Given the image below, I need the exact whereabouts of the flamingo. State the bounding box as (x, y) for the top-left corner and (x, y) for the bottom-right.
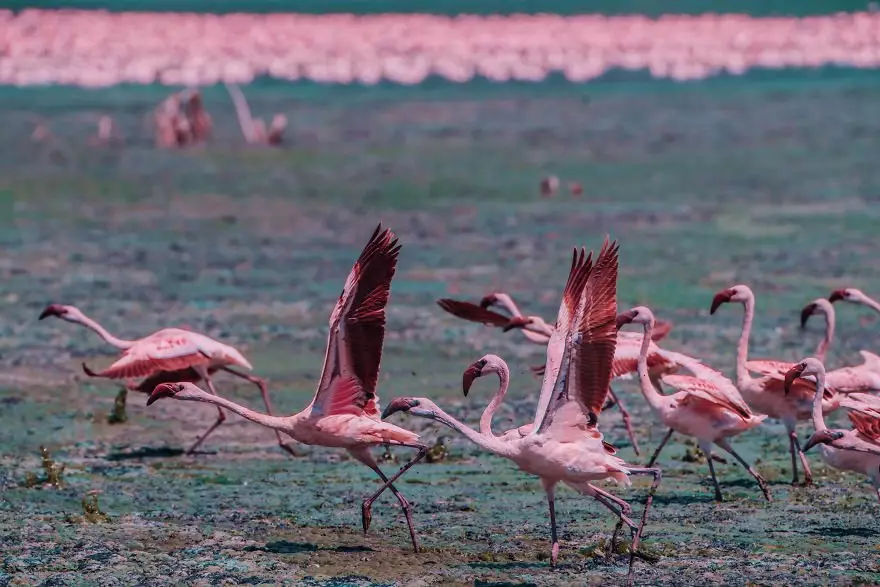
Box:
(784, 358), (880, 501)
(829, 287), (880, 315)
(146, 225), (427, 551)
(385, 240), (661, 582)
(617, 306), (771, 502)
(709, 284), (860, 486)
(38, 304), (294, 456)
(438, 293), (690, 455)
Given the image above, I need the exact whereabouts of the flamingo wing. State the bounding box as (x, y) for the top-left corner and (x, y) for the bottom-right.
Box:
(662, 374), (752, 418)
(848, 412), (880, 443)
(746, 359), (794, 379)
(84, 333), (211, 379)
(310, 225), (401, 419)
(530, 246), (594, 433)
(651, 319), (673, 341)
(436, 299), (512, 327)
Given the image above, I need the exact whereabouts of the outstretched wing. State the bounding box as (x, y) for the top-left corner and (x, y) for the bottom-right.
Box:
(530, 247), (594, 433)
(310, 225), (401, 419)
(436, 299), (512, 327)
(662, 374), (753, 419)
(83, 331), (211, 379)
(567, 238), (619, 426)
(746, 359), (794, 379)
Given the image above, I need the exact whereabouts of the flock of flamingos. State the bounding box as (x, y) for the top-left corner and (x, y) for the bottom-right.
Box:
(3, 11), (880, 87)
(37, 224), (880, 583)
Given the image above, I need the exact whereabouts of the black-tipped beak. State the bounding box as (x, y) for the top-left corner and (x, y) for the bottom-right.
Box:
(710, 289), (734, 315)
(616, 310), (637, 330)
(39, 304), (64, 320)
(828, 290), (846, 303)
(382, 398), (420, 419)
(147, 383), (178, 406)
(462, 362), (485, 396)
(479, 295), (498, 309)
(502, 316), (532, 332)
(803, 429), (844, 452)
(800, 303), (818, 329)
(783, 364), (806, 395)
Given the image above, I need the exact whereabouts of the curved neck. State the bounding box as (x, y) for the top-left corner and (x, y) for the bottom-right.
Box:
(815, 310), (834, 363)
(521, 321), (553, 345)
(636, 321), (668, 412)
(811, 373), (828, 431)
(179, 390), (295, 433)
(421, 403), (517, 458)
(735, 298), (755, 388)
(479, 365), (511, 437)
(494, 293), (523, 317)
(73, 312), (136, 349)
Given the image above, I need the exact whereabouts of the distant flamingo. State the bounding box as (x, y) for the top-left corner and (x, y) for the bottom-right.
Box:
(386, 240), (661, 582)
(38, 303), (293, 456)
(784, 358), (880, 501)
(829, 287), (880, 315)
(617, 306), (771, 501)
(146, 225), (427, 552)
(710, 284), (852, 485)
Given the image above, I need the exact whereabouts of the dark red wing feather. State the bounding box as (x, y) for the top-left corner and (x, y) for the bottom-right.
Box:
(436, 299), (511, 327)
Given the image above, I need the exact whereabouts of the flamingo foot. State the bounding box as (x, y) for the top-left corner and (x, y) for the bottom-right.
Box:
(550, 542), (559, 566)
(752, 469), (772, 502)
(361, 501), (373, 534)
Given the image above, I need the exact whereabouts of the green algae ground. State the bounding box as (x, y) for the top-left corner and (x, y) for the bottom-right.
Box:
(2, 71), (880, 585)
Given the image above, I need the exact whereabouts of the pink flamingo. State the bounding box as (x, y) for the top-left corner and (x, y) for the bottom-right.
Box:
(38, 304), (292, 456)
(784, 358), (880, 501)
(617, 306), (771, 502)
(829, 287), (880, 315)
(146, 225), (427, 551)
(385, 241), (661, 581)
(710, 284), (858, 485)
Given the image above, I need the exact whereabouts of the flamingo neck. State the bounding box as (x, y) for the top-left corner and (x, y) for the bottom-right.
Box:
(637, 321), (668, 412)
(419, 403), (517, 458)
(177, 389), (296, 434)
(74, 313), (136, 349)
(735, 298), (755, 388)
(811, 372), (828, 432)
(494, 293), (523, 317)
(816, 309), (835, 363)
(479, 365), (511, 437)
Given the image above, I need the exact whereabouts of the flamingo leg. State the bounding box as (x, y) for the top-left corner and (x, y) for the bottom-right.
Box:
(185, 369), (226, 454)
(715, 438), (772, 502)
(621, 466), (662, 586)
(792, 433), (813, 486)
(544, 483), (560, 565)
(700, 441), (723, 502)
(647, 428), (674, 467)
(219, 366), (300, 457)
(361, 461), (421, 553)
(580, 486), (639, 585)
(786, 423), (812, 486)
(360, 443), (427, 546)
(607, 387), (640, 456)
(787, 427), (800, 485)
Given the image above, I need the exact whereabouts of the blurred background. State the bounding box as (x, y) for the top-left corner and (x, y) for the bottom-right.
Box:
(2, 1), (880, 585)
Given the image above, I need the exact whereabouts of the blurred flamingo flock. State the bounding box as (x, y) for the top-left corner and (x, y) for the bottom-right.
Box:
(2, 9), (880, 87)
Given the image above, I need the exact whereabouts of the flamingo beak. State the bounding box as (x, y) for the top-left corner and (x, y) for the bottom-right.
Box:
(382, 398), (420, 419)
(828, 289), (846, 303)
(803, 429), (844, 452)
(783, 363), (806, 395)
(615, 310), (637, 330)
(479, 294), (498, 309)
(38, 304), (65, 320)
(710, 289), (735, 315)
(502, 316), (532, 332)
(462, 360), (486, 396)
(147, 383), (179, 406)
(800, 303), (818, 329)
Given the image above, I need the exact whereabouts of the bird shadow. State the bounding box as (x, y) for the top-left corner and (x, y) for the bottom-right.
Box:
(250, 541), (374, 554)
(106, 447), (186, 461)
(807, 526), (878, 538)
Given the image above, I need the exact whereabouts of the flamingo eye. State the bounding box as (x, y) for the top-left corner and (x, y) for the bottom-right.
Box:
(477, 359), (487, 368)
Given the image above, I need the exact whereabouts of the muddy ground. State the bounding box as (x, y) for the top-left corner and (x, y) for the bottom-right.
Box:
(1, 72), (880, 585)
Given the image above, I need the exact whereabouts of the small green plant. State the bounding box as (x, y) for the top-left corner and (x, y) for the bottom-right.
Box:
(426, 437), (448, 463)
(81, 492), (111, 524)
(107, 388), (128, 424)
(378, 446), (398, 463)
(23, 446), (65, 488)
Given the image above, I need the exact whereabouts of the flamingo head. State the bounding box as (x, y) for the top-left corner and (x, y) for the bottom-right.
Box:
(828, 288), (862, 304)
(783, 357), (824, 395)
(39, 303), (82, 323)
(710, 284), (753, 315)
(615, 306), (654, 330)
(803, 429), (845, 452)
(800, 298), (832, 329)
(462, 354), (505, 396)
(147, 382), (203, 405)
(381, 397), (442, 422)
(502, 316), (533, 332)
(479, 293), (499, 309)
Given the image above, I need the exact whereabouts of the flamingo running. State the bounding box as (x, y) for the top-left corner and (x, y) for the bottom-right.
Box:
(146, 225), (427, 552)
(385, 240), (661, 581)
(617, 306), (771, 501)
(784, 358), (880, 501)
(710, 284), (854, 485)
(38, 304), (292, 456)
